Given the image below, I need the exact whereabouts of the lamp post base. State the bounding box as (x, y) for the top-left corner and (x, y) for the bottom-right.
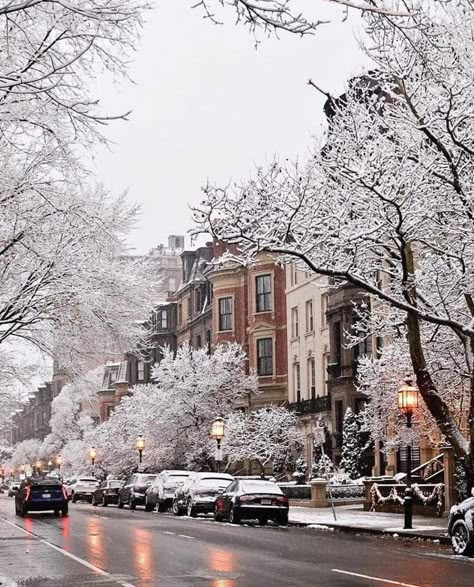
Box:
(403, 486), (413, 529)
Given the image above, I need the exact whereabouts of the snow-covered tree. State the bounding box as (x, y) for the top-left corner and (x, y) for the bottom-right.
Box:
(311, 451), (335, 480)
(195, 1), (474, 487)
(10, 439), (42, 469)
(92, 343), (258, 476)
(224, 406), (303, 476)
(339, 408), (367, 480)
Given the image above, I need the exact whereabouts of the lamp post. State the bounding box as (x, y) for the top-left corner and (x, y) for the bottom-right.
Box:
(210, 416), (225, 473)
(89, 447), (97, 469)
(398, 377), (420, 530)
(136, 435), (145, 465)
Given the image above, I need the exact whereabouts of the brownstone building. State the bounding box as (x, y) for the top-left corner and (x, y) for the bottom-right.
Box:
(210, 245), (288, 407)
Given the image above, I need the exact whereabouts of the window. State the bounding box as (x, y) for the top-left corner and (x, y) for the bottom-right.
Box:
(178, 303), (182, 324)
(137, 360), (145, 381)
(160, 309), (168, 329)
(109, 369), (117, 384)
(106, 405), (115, 418)
(321, 293), (328, 328)
(291, 306), (299, 338)
(196, 335), (202, 348)
(187, 297), (192, 319)
(308, 358), (316, 399)
(218, 297), (233, 331)
(294, 363), (301, 402)
(256, 338), (273, 376)
(335, 400), (344, 448)
(255, 274), (272, 312)
(332, 321), (342, 377)
(305, 300), (314, 332)
(195, 288), (203, 313)
(290, 265), (298, 286)
(206, 330), (211, 355)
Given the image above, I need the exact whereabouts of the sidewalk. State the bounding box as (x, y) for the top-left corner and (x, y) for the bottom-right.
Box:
(289, 503), (450, 543)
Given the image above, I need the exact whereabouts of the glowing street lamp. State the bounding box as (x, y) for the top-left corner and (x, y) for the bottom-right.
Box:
(136, 435), (145, 464)
(210, 417), (225, 473)
(398, 377), (420, 530)
(90, 447), (97, 467)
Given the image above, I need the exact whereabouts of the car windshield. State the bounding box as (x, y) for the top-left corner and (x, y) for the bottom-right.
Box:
(167, 475), (189, 484)
(136, 475), (157, 484)
(79, 478), (97, 483)
(241, 482), (282, 495)
(197, 478), (231, 490)
(109, 481), (123, 488)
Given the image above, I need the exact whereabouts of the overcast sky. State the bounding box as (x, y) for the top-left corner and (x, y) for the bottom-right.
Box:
(93, 1), (367, 253)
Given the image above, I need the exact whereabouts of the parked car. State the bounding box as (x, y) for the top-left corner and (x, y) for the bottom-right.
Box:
(91, 480), (124, 507)
(118, 473), (158, 510)
(177, 473), (234, 517)
(448, 488), (474, 556)
(8, 481), (20, 497)
(15, 477), (68, 517)
(215, 479), (289, 526)
(68, 476), (99, 503)
(145, 470), (191, 512)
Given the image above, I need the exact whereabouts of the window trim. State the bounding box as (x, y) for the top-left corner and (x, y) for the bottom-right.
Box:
(291, 306), (299, 339)
(217, 295), (234, 332)
(305, 299), (314, 333)
(254, 272), (273, 314)
(256, 336), (274, 377)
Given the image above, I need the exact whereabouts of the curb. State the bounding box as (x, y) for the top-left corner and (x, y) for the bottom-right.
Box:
(289, 519), (451, 545)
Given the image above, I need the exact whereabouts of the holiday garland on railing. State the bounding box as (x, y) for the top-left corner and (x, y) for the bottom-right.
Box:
(370, 483), (444, 516)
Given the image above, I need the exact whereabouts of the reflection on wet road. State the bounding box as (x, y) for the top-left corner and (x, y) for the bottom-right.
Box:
(1, 496), (474, 587)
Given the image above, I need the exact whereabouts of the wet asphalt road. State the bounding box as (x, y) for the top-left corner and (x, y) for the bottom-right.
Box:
(1, 495), (474, 587)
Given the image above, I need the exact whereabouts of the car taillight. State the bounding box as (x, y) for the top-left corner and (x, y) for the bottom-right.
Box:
(25, 487), (31, 501)
(62, 487), (68, 500)
(275, 496), (288, 504)
(239, 495), (256, 502)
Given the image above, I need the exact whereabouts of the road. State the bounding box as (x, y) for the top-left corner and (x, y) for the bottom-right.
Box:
(0, 495), (473, 587)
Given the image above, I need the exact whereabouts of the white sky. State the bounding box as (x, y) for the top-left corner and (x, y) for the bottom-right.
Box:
(93, 1), (367, 253)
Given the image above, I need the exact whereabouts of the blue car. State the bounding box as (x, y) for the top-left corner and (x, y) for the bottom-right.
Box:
(15, 477), (69, 517)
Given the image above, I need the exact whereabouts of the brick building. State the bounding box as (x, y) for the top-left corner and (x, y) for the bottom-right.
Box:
(209, 245), (288, 407)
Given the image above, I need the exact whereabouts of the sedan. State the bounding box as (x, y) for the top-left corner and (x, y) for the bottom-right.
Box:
(145, 470), (190, 512)
(118, 473), (158, 509)
(185, 473), (234, 517)
(448, 488), (474, 556)
(91, 480), (124, 507)
(15, 477), (68, 517)
(215, 479), (289, 526)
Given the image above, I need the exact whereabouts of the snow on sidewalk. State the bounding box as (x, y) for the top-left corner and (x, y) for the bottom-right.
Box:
(289, 504), (448, 538)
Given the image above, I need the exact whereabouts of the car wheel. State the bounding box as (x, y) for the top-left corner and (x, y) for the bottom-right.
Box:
(71, 493), (78, 503)
(258, 516), (268, 526)
(214, 510), (223, 522)
(145, 500), (154, 512)
(61, 504), (69, 516)
(54, 509), (60, 517)
(278, 513), (289, 527)
(117, 497), (124, 509)
(229, 506), (240, 525)
(187, 500), (197, 517)
(172, 499), (182, 516)
(129, 497), (136, 510)
(102, 497), (108, 507)
(451, 519), (473, 556)
(158, 502), (167, 513)
(91, 495), (97, 506)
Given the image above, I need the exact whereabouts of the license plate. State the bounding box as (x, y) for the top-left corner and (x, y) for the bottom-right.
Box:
(42, 493), (51, 499)
(261, 499), (272, 505)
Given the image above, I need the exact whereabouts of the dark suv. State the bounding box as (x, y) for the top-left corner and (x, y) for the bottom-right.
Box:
(15, 477), (68, 517)
(448, 489), (474, 556)
(118, 473), (158, 510)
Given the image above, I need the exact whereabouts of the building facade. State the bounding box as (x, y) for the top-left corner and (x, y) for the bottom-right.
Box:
(210, 245), (288, 407)
(285, 265), (331, 465)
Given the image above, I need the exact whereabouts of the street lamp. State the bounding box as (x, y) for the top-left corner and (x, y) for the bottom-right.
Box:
(210, 416), (225, 473)
(136, 435), (145, 464)
(89, 447), (97, 467)
(398, 377), (420, 530)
